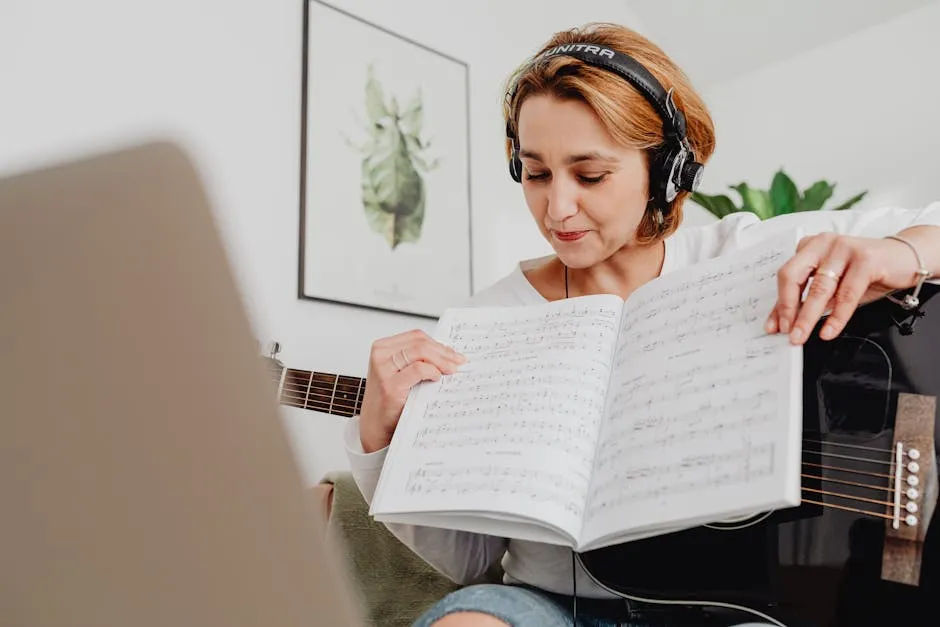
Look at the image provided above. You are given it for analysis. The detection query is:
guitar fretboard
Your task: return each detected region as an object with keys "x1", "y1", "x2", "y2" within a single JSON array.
[{"x1": 271, "y1": 366, "x2": 365, "y2": 418}]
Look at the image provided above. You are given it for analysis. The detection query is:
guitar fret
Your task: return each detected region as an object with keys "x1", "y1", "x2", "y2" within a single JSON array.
[
  {"x1": 328, "y1": 375, "x2": 339, "y2": 414},
  {"x1": 276, "y1": 365, "x2": 287, "y2": 405},
  {"x1": 335, "y1": 375, "x2": 362, "y2": 418},
  {"x1": 303, "y1": 369, "x2": 313, "y2": 410},
  {"x1": 355, "y1": 377, "x2": 364, "y2": 416},
  {"x1": 307, "y1": 373, "x2": 334, "y2": 412}
]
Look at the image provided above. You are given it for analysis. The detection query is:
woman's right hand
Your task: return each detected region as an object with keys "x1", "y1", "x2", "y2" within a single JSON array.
[{"x1": 358, "y1": 329, "x2": 466, "y2": 453}]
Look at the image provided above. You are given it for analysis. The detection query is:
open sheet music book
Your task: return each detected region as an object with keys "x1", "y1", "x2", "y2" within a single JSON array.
[{"x1": 370, "y1": 230, "x2": 804, "y2": 552}]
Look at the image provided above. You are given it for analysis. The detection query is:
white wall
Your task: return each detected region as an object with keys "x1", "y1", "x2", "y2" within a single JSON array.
[
  {"x1": 0, "y1": 0, "x2": 644, "y2": 484},
  {"x1": 694, "y1": 0, "x2": 940, "y2": 213}
]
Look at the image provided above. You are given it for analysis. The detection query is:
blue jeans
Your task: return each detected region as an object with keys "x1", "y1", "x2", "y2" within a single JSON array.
[{"x1": 411, "y1": 583, "x2": 778, "y2": 627}]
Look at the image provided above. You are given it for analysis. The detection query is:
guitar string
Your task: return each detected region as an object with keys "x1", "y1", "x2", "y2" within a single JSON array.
[
  {"x1": 272, "y1": 378, "x2": 362, "y2": 411},
  {"x1": 800, "y1": 497, "x2": 895, "y2": 521},
  {"x1": 800, "y1": 471, "x2": 897, "y2": 495},
  {"x1": 799, "y1": 449, "x2": 893, "y2": 466},
  {"x1": 800, "y1": 485, "x2": 894, "y2": 509},
  {"x1": 275, "y1": 386, "x2": 361, "y2": 407},
  {"x1": 276, "y1": 386, "x2": 360, "y2": 407},
  {"x1": 802, "y1": 437, "x2": 895, "y2": 453},
  {"x1": 273, "y1": 376, "x2": 361, "y2": 395},
  {"x1": 801, "y1": 460, "x2": 893, "y2": 480}
]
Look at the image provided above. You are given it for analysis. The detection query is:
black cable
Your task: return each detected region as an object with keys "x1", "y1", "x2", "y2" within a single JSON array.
[
  {"x1": 565, "y1": 268, "x2": 578, "y2": 625},
  {"x1": 571, "y1": 550, "x2": 578, "y2": 624}
]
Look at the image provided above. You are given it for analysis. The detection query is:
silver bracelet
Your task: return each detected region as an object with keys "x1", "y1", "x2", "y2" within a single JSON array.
[{"x1": 884, "y1": 234, "x2": 932, "y2": 310}]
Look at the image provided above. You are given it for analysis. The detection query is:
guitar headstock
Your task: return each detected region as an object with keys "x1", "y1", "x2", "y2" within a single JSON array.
[{"x1": 260, "y1": 340, "x2": 285, "y2": 382}]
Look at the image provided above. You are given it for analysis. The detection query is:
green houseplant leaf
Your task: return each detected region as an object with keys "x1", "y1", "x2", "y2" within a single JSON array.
[
  {"x1": 689, "y1": 192, "x2": 737, "y2": 218},
  {"x1": 831, "y1": 190, "x2": 868, "y2": 211},
  {"x1": 796, "y1": 180, "x2": 834, "y2": 212},
  {"x1": 731, "y1": 182, "x2": 773, "y2": 220},
  {"x1": 689, "y1": 169, "x2": 867, "y2": 221},
  {"x1": 769, "y1": 170, "x2": 799, "y2": 215}
]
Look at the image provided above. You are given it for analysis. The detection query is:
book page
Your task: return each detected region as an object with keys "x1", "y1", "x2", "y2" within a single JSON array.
[
  {"x1": 581, "y1": 231, "x2": 803, "y2": 548},
  {"x1": 371, "y1": 294, "x2": 622, "y2": 544}
]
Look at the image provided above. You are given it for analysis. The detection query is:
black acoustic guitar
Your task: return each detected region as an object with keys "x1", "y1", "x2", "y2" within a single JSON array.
[{"x1": 264, "y1": 283, "x2": 938, "y2": 627}]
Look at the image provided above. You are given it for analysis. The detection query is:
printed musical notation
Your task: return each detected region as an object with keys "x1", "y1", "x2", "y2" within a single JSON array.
[
  {"x1": 606, "y1": 351, "x2": 779, "y2": 422},
  {"x1": 581, "y1": 236, "x2": 799, "y2": 531},
  {"x1": 413, "y1": 416, "x2": 599, "y2": 461},
  {"x1": 588, "y1": 334, "x2": 788, "y2": 520},
  {"x1": 380, "y1": 295, "x2": 626, "y2": 527},
  {"x1": 614, "y1": 248, "x2": 785, "y2": 364},
  {"x1": 445, "y1": 302, "x2": 620, "y2": 359},
  {"x1": 586, "y1": 443, "x2": 777, "y2": 518},
  {"x1": 404, "y1": 464, "x2": 585, "y2": 519}
]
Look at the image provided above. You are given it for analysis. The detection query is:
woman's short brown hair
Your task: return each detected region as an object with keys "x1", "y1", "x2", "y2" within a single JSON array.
[{"x1": 504, "y1": 23, "x2": 716, "y2": 243}]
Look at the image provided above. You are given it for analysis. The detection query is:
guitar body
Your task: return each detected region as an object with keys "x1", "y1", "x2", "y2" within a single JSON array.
[{"x1": 578, "y1": 284, "x2": 940, "y2": 627}]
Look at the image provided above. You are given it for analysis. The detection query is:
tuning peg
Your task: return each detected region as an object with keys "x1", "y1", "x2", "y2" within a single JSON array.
[{"x1": 268, "y1": 341, "x2": 281, "y2": 358}]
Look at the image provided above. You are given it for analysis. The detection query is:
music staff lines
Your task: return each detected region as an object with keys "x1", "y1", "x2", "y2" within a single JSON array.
[
  {"x1": 447, "y1": 305, "x2": 619, "y2": 340},
  {"x1": 621, "y1": 249, "x2": 784, "y2": 319},
  {"x1": 595, "y1": 407, "x2": 777, "y2": 470},
  {"x1": 404, "y1": 464, "x2": 586, "y2": 519},
  {"x1": 615, "y1": 249, "x2": 785, "y2": 355},
  {"x1": 435, "y1": 368, "x2": 609, "y2": 401},
  {"x1": 587, "y1": 444, "x2": 777, "y2": 517},
  {"x1": 412, "y1": 421, "x2": 597, "y2": 460},
  {"x1": 608, "y1": 363, "x2": 778, "y2": 419}
]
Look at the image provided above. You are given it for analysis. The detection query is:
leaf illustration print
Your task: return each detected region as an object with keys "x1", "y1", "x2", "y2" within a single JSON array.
[{"x1": 350, "y1": 64, "x2": 440, "y2": 249}]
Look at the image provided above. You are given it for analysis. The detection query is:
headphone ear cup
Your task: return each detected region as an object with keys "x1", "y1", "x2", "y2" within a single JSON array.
[
  {"x1": 650, "y1": 140, "x2": 699, "y2": 214},
  {"x1": 647, "y1": 145, "x2": 672, "y2": 213},
  {"x1": 509, "y1": 146, "x2": 523, "y2": 183},
  {"x1": 506, "y1": 120, "x2": 523, "y2": 183}
]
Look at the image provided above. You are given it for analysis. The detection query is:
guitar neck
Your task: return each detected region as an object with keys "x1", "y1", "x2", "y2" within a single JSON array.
[{"x1": 273, "y1": 366, "x2": 366, "y2": 418}]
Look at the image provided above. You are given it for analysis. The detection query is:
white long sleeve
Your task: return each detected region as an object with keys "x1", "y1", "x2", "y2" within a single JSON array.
[
  {"x1": 675, "y1": 201, "x2": 940, "y2": 266},
  {"x1": 343, "y1": 417, "x2": 508, "y2": 585}
]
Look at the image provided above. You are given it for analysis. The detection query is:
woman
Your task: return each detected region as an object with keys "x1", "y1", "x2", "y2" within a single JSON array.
[{"x1": 344, "y1": 22, "x2": 940, "y2": 627}]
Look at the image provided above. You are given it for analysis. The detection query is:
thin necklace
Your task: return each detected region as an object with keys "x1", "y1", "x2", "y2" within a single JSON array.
[{"x1": 564, "y1": 265, "x2": 569, "y2": 298}]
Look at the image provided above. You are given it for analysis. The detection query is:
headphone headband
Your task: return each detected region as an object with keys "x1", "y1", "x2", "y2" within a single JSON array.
[{"x1": 520, "y1": 43, "x2": 687, "y2": 141}]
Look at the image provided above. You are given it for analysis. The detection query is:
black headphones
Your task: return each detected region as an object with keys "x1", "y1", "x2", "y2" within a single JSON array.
[{"x1": 505, "y1": 43, "x2": 704, "y2": 217}]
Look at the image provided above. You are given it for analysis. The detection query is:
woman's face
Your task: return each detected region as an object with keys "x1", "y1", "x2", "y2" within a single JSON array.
[{"x1": 516, "y1": 94, "x2": 651, "y2": 269}]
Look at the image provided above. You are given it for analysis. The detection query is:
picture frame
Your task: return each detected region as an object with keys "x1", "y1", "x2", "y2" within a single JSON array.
[{"x1": 298, "y1": 0, "x2": 474, "y2": 319}]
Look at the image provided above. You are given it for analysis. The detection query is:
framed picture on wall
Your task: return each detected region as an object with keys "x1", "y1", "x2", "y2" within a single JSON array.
[{"x1": 298, "y1": 0, "x2": 473, "y2": 319}]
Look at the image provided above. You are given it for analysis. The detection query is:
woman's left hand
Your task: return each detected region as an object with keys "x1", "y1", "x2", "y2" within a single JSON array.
[{"x1": 767, "y1": 232, "x2": 928, "y2": 345}]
